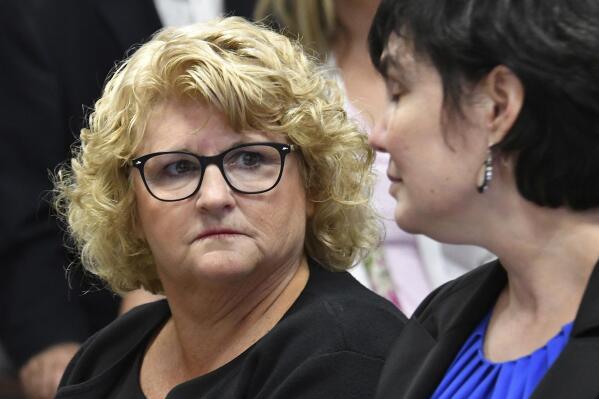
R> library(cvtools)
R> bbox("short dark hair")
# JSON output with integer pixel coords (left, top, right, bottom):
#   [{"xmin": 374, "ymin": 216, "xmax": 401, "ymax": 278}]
[{"xmin": 369, "ymin": 0, "xmax": 599, "ymax": 210}]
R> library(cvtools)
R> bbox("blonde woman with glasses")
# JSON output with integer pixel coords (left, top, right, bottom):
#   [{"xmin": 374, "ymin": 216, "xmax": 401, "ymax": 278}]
[{"xmin": 53, "ymin": 17, "xmax": 405, "ymax": 399}]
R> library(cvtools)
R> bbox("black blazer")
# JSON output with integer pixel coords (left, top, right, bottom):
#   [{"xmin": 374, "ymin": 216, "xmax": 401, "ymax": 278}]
[
  {"xmin": 0, "ymin": 0, "xmax": 254, "ymax": 367},
  {"xmin": 376, "ymin": 259, "xmax": 599, "ymax": 399}
]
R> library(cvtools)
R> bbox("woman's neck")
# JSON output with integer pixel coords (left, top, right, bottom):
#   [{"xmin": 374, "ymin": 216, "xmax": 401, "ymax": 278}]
[
  {"xmin": 455, "ymin": 164, "xmax": 599, "ymax": 321},
  {"xmin": 490, "ymin": 202, "xmax": 599, "ymax": 318},
  {"xmin": 480, "ymin": 192, "xmax": 599, "ymax": 361},
  {"xmin": 145, "ymin": 256, "xmax": 309, "ymax": 383}
]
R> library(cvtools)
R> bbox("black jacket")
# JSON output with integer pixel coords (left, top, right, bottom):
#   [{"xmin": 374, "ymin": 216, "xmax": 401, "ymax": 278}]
[
  {"xmin": 57, "ymin": 263, "xmax": 406, "ymax": 399},
  {"xmin": 376, "ymin": 259, "xmax": 599, "ymax": 398}
]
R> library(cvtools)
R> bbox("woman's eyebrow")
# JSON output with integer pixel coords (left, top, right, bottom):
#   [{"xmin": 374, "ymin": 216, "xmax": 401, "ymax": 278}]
[
  {"xmin": 381, "ymin": 56, "xmax": 413, "ymax": 89},
  {"xmin": 379, "ymin": 52, "xmax": 395, "ymax": 78},
  {"xmin": 156, "ymin": 137, "xmax": 266, "ymax": 155}
]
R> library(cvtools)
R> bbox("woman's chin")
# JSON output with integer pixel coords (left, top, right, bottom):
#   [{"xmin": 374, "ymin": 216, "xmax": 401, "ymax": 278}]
[
  {"xmin": 175, "ymin": 251, "xmax": 260, "ymax": 285},
  {"xmin": 393, "ymin": 206, "xmax": 422, "ymax": 235}
]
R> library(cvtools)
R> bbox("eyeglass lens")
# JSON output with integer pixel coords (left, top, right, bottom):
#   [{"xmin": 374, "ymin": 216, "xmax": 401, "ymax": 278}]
[{"xmin": 142, "ymin": 144, "xmax": 284, "ymax": 200}]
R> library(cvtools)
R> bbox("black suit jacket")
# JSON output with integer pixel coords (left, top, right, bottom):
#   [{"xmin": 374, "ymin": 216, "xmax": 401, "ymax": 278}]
[
  {"xmin": 376, "ymin": 259, "xmax": 599, "ymax": 399},
  {"xmin": 0, "ymin": 0, "xmax": 254, "ymax": 368}
]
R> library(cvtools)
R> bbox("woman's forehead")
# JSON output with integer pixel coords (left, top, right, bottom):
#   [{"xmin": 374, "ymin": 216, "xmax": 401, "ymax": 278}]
[
  {"xmin": 380, "ymin": 34, "xmax": 418, "ymax": 80},
  {"xmin": 140, "ymin": 106, "xmax": 287, "ymax": 154}
]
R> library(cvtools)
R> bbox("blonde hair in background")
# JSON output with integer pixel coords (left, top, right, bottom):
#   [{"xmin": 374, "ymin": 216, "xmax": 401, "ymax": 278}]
[
  {"xmin": 54, "ymin": 17, "xmax": 379, "ymax": 294},
  {"xmin": 254, "ymin": 0, "xmax": 336, "ymax": 60}
]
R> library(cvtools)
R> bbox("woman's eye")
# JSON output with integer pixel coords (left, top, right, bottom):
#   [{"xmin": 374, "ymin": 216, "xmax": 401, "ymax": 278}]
[
  {"xmin": 386, "ymin": 80, "xmax": 405, "ymax": 104},
  {"xmin": 165, "ymin": 160, "xmax": 198, "ymax": 175},
  {"xmin": 389, "ymin": 93, "xmax": 401, "ymax": 103},
  {"xmin": 237, "ymin": 152, "xmax": 262, "ymax": 168}
]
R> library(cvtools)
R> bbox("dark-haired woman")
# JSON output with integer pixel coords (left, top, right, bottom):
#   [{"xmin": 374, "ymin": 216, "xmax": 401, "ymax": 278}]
[{"xmin": 368, "ymin": 0, "xmax": 599, "ymax": 398}]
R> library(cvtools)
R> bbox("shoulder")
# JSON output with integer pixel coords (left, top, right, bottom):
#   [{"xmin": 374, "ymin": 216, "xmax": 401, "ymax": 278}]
[
  {"xmin": 264, "ymin": 261, "xmax": 407, "ymax": 360},
  {"xmin": 412, "ymin": 260, "xmax": 505, "ymax": 335},
  {"xmin": 242, "ymin": 263, "xmax": 406, "ymax": 398},
  {"xmin": 59, "ymin": 300, "xmax": 169, "ymax": 388},
  {"xmin": 374, "ymin": 261, "xmax": 504, "ymax": 399}
]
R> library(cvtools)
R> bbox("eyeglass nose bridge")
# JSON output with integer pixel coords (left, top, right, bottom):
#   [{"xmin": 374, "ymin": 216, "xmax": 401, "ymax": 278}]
[{"xmin": 192, "ymin": 151, "xmax": 237, "ymax": 196}]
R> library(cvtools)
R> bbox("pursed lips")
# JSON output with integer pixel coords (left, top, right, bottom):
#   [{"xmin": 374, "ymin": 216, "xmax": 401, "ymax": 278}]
[
  {"xmin": 386, "ymin": 164, "xmax": 403, "ymax": 183},
  {"xmin": 195, "ymin": 228, "xmax": 246, "ymax": 241}
]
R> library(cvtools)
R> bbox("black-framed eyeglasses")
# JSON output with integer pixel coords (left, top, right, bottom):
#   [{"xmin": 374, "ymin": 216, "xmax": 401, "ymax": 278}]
[{"xmin": 131, "ymin": 142, "xmax": 297, "ymax": 202}]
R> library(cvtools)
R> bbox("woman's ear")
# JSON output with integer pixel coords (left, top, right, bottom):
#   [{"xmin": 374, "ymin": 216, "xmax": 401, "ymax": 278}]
[{"xmin": 481, "ymin": 65, "xmax": 524, "ymax": 144}]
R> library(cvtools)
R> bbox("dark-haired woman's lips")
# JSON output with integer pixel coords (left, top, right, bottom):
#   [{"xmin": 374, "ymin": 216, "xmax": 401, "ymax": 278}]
[{"xmin": 387, "ymin": 173, "xmax": 403, "ymax": 183}]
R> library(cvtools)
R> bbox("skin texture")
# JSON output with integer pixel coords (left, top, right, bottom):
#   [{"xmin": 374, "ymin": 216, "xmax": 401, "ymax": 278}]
[
  {"xmin": 370, "ymin": 34, "xmax": 489, "ymax": 242},
  {"xmin": 132, "ymin": 98, "xmax": 312, "ymax": 398},
  {"xmin": 134, "ymin": 98, "xmax": 310, "ymax": 288}
]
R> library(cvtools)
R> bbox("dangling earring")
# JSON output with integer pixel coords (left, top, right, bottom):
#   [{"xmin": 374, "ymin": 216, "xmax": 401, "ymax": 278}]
[{"xmin": 477, "ymin": 148, "xmax": 493, "ymax": 193}]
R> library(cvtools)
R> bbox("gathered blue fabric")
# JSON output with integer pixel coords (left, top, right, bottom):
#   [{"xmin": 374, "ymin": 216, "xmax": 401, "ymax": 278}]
[{"xmin": 431, "ymin": 313, "xmax": 574, "ymax": 399}]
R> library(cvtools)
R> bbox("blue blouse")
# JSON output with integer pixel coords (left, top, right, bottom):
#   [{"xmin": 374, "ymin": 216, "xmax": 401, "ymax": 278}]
[{"xmin": 431, "ymin": 313, "xmax": 574, "ymax": 399}]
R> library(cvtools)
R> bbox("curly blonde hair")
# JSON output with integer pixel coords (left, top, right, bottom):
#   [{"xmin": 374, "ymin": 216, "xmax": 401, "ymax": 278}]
[{"xmin": 54, "ymin": 17, "xmax": 379, "ymax": 294}]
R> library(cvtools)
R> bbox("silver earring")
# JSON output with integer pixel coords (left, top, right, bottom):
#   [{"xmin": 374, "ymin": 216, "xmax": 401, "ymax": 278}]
[{"xmin": 477, "ymin": 149, "xmax": 493, "ymax": 193}]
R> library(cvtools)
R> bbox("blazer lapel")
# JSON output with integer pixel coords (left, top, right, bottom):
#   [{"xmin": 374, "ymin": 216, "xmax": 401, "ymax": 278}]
[
  {"xmin": 532, "ymin": 259, "xmax": 599, "ymax": 398},
  {"xmin": 401, "ymin": 324, "xmax": 479, "ymax": 399},
  {"xmin": 94, "ymin": 0, "xmax": 162, "ymax": 52},
  {"xmin": 377, "ymin": 262, "xmax": 507, "ymax": 399}
]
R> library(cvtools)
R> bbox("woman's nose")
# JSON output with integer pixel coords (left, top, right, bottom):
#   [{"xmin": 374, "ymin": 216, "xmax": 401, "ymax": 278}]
[
  {"xmin": 369, "ymin": 114, "xmax": 389, "ymax": 153},
  {"xmin": 194, "ymin": 165, "xmax": 235, "ymax": 212}
]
